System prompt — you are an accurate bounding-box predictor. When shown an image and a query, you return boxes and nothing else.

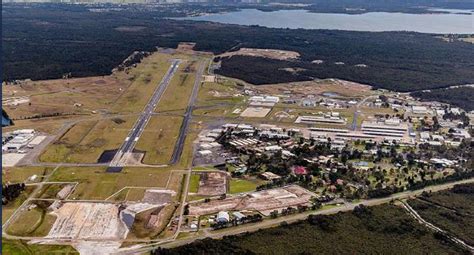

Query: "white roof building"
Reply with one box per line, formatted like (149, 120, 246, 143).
(198, 150, 212, 156)
(13, 129, 35, 135)
(217, 211, 230, 223)
(412, 106, 428, 114)
(264, 145, 282, 151)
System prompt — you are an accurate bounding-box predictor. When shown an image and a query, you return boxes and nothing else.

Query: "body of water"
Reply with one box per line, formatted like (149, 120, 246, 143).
(179, 9, 473, 34)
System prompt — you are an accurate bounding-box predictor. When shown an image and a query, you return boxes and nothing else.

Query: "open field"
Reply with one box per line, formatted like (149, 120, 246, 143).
(5, 202, 56, 237)
(162, 204, 464, 254)
(40, 116, 136, 163)
(218, 48, 300, 60)
(2, 186, 35, 224)
(2, 167, 54, 223)
(155, 60, 198, 114)
(2, 75, 126, 120)
(47, 167, 179, 200)
(2, 239, 78, 254)
(251, 79, 373, 98)
(189, 174, 200, 193)
(195, 80, 244, 107)
(228, 178, 262, 194)
(136, 116, 183, 165)
(111, 53, 175, 113)
(2, 115, 83, 135)
(2, 166, 53, 184)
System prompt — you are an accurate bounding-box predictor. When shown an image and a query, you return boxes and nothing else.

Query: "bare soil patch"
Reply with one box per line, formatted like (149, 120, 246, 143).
(219, 48, 300, 60)
(197, 171, 228, 196)
(251, 79, 372, 98)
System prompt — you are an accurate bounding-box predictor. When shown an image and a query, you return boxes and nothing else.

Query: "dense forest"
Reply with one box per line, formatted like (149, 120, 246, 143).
(411, 87, 474, 112)
(3, 4, 474, 92)
(153, 204, 467, 254)
(408, 183, 474, 246)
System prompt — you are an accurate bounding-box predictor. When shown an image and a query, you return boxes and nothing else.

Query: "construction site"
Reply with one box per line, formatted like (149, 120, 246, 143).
(196, 171, 228, 196)
(188, 185, 314, 216)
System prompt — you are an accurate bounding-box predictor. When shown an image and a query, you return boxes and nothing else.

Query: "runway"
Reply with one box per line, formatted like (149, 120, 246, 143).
(107, 59, 181, 172)
(169, 60, 205, 165)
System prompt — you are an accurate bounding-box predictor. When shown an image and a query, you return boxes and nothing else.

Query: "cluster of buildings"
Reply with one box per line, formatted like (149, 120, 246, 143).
(2, 129, 43, 152)
(2, 129, 46, 167)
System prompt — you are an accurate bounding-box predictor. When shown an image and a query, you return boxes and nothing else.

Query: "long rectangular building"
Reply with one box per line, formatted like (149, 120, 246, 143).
(361, 120, 408, 138)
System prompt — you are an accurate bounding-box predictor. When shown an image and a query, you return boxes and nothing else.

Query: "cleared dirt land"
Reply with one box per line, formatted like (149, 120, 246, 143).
(189, 185, 313, 216)
(252, 79, 372, 98)
(218, 48, 300, 60)
(196, 171, 228, 196)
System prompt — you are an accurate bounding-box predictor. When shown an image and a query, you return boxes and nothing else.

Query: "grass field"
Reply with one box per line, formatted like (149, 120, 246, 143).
(39, 119, 98, 162)
(2, 239, 78, 255)
(228, 178, 261, 194)
(40, 116, 136, 163)
(2, 186, 34, 223)
(155, 60, 197, 114)
(6, 204, 55, 237)
(2, 75, 125, 120)
(2, 115, 84, 135)
(48, 167, 177, 200)
(136, 115, 183, 165)
(195, 80, 244, 107)
(2, 166, 53, 184)
(112, 53, 174, 113)
(189, 174, 200, 193)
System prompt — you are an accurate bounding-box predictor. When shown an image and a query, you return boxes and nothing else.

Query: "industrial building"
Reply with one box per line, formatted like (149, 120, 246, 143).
(295, 112, 346, 125)
(361, 119, 408, 138)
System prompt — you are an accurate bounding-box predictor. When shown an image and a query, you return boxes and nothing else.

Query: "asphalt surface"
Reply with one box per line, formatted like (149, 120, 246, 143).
(169, 60, 206, 165)
(107, 59, 181, 172)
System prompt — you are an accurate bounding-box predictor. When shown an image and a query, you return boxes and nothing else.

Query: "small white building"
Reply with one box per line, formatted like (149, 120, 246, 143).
(412, 106, 428, 114)
(217, 211, 230, 223)
(232, 211, 246, 221)
(13, 129, 35, 135)
(198, 150, 212, 157)
(264, 145, 282, 151)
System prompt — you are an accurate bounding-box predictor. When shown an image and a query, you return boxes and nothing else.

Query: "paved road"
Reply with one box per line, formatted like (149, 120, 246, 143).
(351, 110, 359, 131)
(107, 59, 181, 172)
(169, 60, 206, 165)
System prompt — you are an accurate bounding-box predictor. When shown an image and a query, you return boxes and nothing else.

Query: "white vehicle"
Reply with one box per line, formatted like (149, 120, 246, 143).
(18, 150, 27, 154)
